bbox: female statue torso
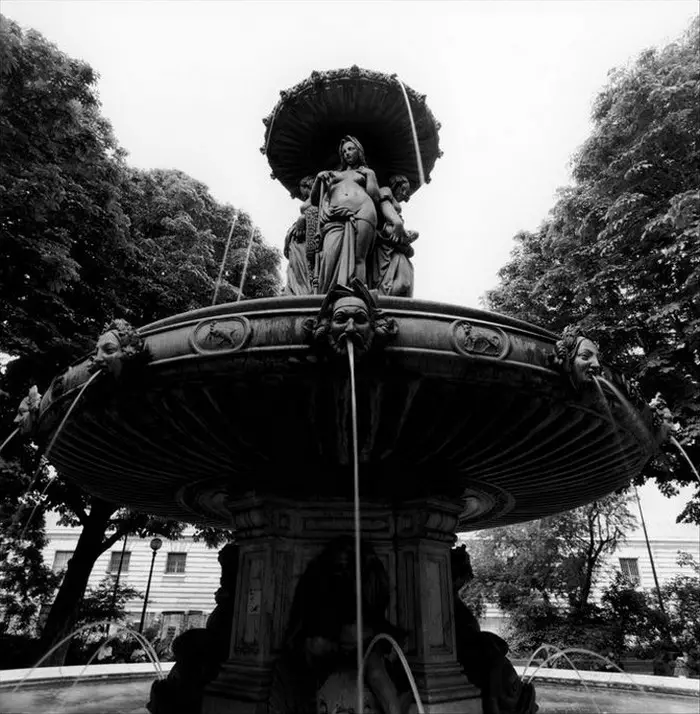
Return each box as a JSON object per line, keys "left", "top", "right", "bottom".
{"left": 311, "top": 136, "right": 380, "bottom": 292}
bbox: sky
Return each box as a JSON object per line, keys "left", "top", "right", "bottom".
{"left": 4, "top": 0, "right": 698, "bottom": 308}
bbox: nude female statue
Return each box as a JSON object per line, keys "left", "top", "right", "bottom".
{"left": 310, "top": 136, "right": 380, "bottom": 293}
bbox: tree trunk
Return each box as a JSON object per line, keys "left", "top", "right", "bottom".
{"left": 38, "top": 499, "right": 116, "bottom": 666}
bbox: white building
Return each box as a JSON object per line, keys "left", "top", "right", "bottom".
{"left": 41, "top": 483, "right": 698, "bottom": 640}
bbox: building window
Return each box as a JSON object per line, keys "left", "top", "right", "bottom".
{"left": 108, "top": 551, "right": 131, "bottom": 574}
{"left": 165, "top": 553, "right": 187, "bottom": 574}
{"left": 52, "top": 550, "right": 74, "bottom": 573}
{"left": 619, "top": 557, "right": 641, "bottom": 584}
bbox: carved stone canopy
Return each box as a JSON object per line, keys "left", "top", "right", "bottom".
{"left": 262, "top": 67, "right": 442, "bottom": 199}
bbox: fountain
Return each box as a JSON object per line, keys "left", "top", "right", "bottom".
{"left": 11, "top": 67, "right": 672, "bottom": 713}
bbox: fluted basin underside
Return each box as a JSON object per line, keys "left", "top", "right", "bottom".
{"left": 37, "top": 297, "right": 652, "bottom": 530}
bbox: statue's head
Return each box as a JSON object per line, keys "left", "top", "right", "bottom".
{"left": 450, "top": 543, "right": 474, "bottom": 592}
{"left": 553, "top": 325, "right": 601, "bottom": 389}
{"left": 389, "top": 174, "right": 411, "bottom": 203}
{"left": 299, "top": 175, "right": 315, "bottom": 200}
{"left": 13, "top": 385, "right": 41, "bottom": 436}
{"left": 305, "top": 279, "right": 398, "bottom": 358}
{"left": 338, "top": 135, "right": 366, "bottom": 170}
{"left": 90, "top": 319, "right": 148, "bottom": 378}
{"left": 316, "top": 668, "right": 379, "bottom": 714}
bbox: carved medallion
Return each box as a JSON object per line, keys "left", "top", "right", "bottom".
{"left": 450, "top": 319, "right": 509, "bottom": 359}
{"left": 190, "top": 317, "right": 252, "bottom": 355}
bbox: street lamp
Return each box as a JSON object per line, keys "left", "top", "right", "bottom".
{"left": 138, "top": 537, "right": 163, "bottom": 634}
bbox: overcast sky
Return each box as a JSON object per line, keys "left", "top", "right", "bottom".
{"left": 4, "top": 0, "right": 698, "bottom": 307}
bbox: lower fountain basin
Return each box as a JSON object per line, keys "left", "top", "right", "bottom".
{"left": 36, "top": 296, "right": 654, "bottom": 529}
{"left": 1, "top": 664, "right": 697, "bottom": 714}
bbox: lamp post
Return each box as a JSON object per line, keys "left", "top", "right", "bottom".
{"left": 139, "top": 537, "right": 163, "bottom": 634}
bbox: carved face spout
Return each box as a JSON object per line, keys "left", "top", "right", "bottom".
{"left": 92, "top": 330, "right": 124, "bottom": 377}
{"left": 572, "top": 338, "right": 601, "bottom": 387}
{"left": 341, "top": 141, "right": 361, "bottom": 169}
{"left": 329, "top": 297, "right": 373, "bottom": 355}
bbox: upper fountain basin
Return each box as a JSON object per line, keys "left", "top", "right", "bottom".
{"left": 36, "top": 296, "right": 655, "bottom": 530}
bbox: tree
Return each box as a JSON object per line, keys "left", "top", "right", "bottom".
{"left": 661, "top": 552, "right": 700, "bottom": 651}
{"left": 0, "top": 457, "right": 61, "bottom": 635}
{"left": 485, "top": 18, "right": 700, "bottom": 522}
{"left": 0, "top": 17, "right": 279, "bottom": 665}
{"left": 464, "top": 492, "right": 636, "bottom": 653}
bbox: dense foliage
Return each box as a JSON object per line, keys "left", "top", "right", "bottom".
{"left": 485, "top": 18, "right": 700, "bottom": 522}
{"left": 463, "top": 493, "right": 637, "bottom": 656}
{"left": 0, "top": 15, "right": 279, "bottom": 663}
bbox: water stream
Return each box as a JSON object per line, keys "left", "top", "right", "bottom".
{"left": 0, "top": 426, "right": 19, "bottom": 456}
{"left": 347, "top": 340, "right": 365, "bottom": 714}
{"left": 11, "top": 619, "right": 164, "bottom": 698}
{"left": 395, "top": 77, "right": 426, "bottom": 187}
{"left": 669, "top": 435, "right": 700, "bottom": 483}
{"left": 14, "top": 372, "right": 101, "bottom": 539}
{"left": 211, "top": 211, "right": 239, "bottom": 305}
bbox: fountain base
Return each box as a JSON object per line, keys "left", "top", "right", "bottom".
{"left": 200, "top": 496, "right": 481, "bottom": 713}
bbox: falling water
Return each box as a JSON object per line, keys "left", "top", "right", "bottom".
{"left": 11, "top": 619, "right": 164, "bottom": 697}
{"left": 523, "top": 646, "right": 602, "bottom": 714}
{"left": 347, "top": 340, "right": 364, "bottom": 714}
{"left": 523, "top": 645, "right": 647, "bottom": 695}
{"left": 0, "top": 427, "right": 19, "bottom": 457}
{"left": 395, "top": 77, "right": 426, "bottom": 188}
{"left": 14, "top": 371, "right": 100, "bottom": 538}
{"left": 212, "top": 211, "right": 240, "bottom": 306}
{"left": 669, "top": 435, "right": 700, "bottom": 483}
{"left": 363, "top": 634, "right": 425, "bottom": 714}
{"left": 596, "top": 376, "right": 655, "bottom": 446}
{"left": 237, "top": 226, "right": 256, "bottom": 302}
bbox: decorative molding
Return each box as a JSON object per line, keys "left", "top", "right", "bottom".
{"left": 450, "top": 319, "right": 509, "bottom": 359}
{"left": 190, "top": 317, "right": 252, "bottom": 355}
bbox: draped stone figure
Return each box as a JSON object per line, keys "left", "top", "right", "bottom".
{"left": 370, "top": 174, "right": 418, "bottom": 297}
{"left": 284, "top": 175, "right": 316, "bottom": 296}
{"left": 310, "top": 136, "right": 380, "bottom": 293}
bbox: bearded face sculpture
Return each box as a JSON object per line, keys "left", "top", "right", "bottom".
{"left": 304, "top": 279, "right": 397, "bottom": 360}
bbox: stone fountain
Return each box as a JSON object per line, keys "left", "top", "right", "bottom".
{"left": 30, "top": 68, "right": 665, "bottom": 714}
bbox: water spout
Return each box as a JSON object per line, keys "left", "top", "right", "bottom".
{"left": 395, "top": 77, "right": 426, "bottom": 188}
{"left": 347, "top": 339, "right": 364, "bottom": 714}
{"left": 56, "top": 625, "right": 164, "bottom": 712}
{"left": 362, "top": 633, "right": 425, "bottom": 714}
{"left": 11, "top": 619, "right": 164, "bottom": 696}
{"left": 669, "top": 435, "right": 700, "bottom": 484}
{"left": 15, "top": 371, "right": 100, "bottom": 538}
{"left": 212, "top": 211, "right": 239, "bottom": 306}
{"left": 0, "top": 427, "right": 19, "bottom": 457}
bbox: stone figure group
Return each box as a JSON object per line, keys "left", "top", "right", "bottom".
{"left": 284, "top": 135, "right": 418, "bottom": 298}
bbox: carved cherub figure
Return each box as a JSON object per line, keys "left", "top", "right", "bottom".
{"left": 370, "top": 174, "right": 418, "bottom": 297}
{"left": 284, "top": 175, "right": 317, "bottom": 295}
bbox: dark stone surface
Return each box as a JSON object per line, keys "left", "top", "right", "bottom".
{"left": 36, "top": 296, "right": 658, "bottom": 530}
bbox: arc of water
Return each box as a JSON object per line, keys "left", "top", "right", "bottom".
{"left": 347, "top": 340, "right": 364, "bottom": 714}
{"left": 395, "top": 77, "right": 426, "bottom": 188}
{"left": 14, "top": 372, "right": 100, "bottom": 537}
{"left": 212, "top": 211, "right": 240, "bottom": 306}
{"left": 362, "top": 633, "right": 426, "bottom": 714}
{"left": 0, "top": 427, "right": 19, "bottom": 456}
{"left": 11, "top": 619, "right": 164, "bottom": 695}
{"left": 522, "top": 647, "right": 603, "bottom": 714}
{"left": 237, "top": 224, "right": 256, "bottom": 302}
{"left": 56, "top": 626, "right": 164, "bottom": 712}
{"left": 669, "top": 435, "right": 700, "bottom": 483}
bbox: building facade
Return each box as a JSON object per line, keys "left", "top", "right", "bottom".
{"left": 41, "top": 483, "right": 698, "bottom": 641}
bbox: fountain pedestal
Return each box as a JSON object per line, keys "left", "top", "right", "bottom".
{"left": 201, "top": 497, "right": 481, "bottom": 714}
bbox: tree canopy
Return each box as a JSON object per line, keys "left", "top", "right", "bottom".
{"left": 485, "top": 18, "right": 700, "bottom": 521}
{"left": 0, "top": 15, "right": 280, "bottom": 662}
